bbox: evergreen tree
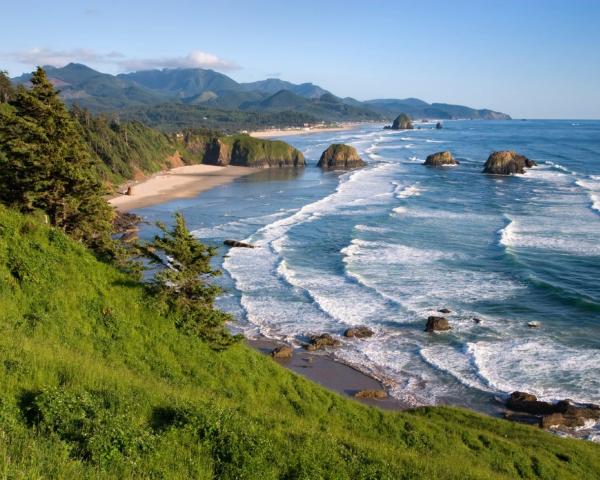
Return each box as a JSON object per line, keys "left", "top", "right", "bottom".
{"left": 0, "top": 70, "right": 14, "bottom": 103}
{"left": 0, "top": 67, "right": 112, "bottom": 248}
{"left": 141, "top": 213, "right": 241, "bottom": 349}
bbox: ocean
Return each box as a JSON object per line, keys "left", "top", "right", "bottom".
{"left": 136, "top": 120, "right": 600, "bottom": 439}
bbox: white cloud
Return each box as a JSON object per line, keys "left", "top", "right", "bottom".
{"left": 3, "top": 47, "right": 238, "bottom": 72}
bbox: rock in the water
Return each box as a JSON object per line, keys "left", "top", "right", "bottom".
{"left": 506, "top": 392, "right": 600, "bottom": 426}
{"left": 424, "top": 316, "right": 451, "bottom": 332}
{"left": 527, "top": 321, "right": 540, "bottom": 328}
{"left": 438, "top": 308, "right": 452, "bottom": 314}
{"left": 354, "top": 389, "right": 387, "bottom": 400}
{"left": 483, "top": 151, "right": 537, "bottom": 175}
{"left": 271, "top": 345, "right": 293, "bottom": 359}
{"left": 473, "top": 317, "right": 482, "bottom": 324}
{"left": 344, "top": 326, "right": 374, "bottom": 338}
{"left": 317, "top": 144, "right": 366, "bottom": 170}
{"left": 436, "top": 122, "right": 443, "bottom": 130}
{"left": 389, "top": 113, "right": 413, "bottom": 130}
{"left": 424, "top": 151, "right": 459, "bottom": 166}
{"left": 307, "top": 333, "right": 341, "bottom": 350}
{"left": 224, "top": 239, "right": 254, "bottom": 248}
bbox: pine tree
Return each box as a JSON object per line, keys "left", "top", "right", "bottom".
{"left": 140, "top": 213, "right": 241, "bottom": 349}
{"left": 0, "top": 70, "right": 13, "bottom": 103}
{"left": 0, "top": 67, "right": 112, "bottom": 249}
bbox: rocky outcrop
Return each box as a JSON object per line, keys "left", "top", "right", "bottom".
{"left": 387, "top": 113, "right": 413, "bottom": 130}
{"left": 436, "top": 122, "right": 443, "bottom": 130}
{"left": 224, "top": 240, "right": 254, "bottom": 248}
{"left": 317, "top": 144, "right": 366, "bottom": 170}
{"left": 306, "top": 333, "right": 341, "bottom": 351}
{"left": 424, "top": 316, "right": 450, "bottom": 332}
{"left": 203, "top": 135, "right": 305, "bottom": 168}
{"left": 482, "top": 151, "right": 537, "bottom": 175}
{"left": 344, "top": 326, "right": 374, "bottom": 338}
{"left": 424, "top": 151, "right": 458, "bottom": 167}
{"left": 506, "top": 391, "right": 600, "bottom": 429}
{"left": 355, "top": 389, "right": 387, "bottom": 400}
{"left": 271, "top": 345, "right": 294, "bottom": 359}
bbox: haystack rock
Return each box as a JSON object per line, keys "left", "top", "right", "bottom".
{"left": 482, "top": 151, "right": 537, "bottom": 175}
{"left": 317, "top": 144, "right": 366, "bottom": 170}
{"left": 424, "top": 151, "right": 459, "bottom": 167}
{"left": 389, "top": 113, "right": 413, "bottom": 130}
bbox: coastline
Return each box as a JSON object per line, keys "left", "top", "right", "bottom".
{"left": 109, "top": 164, "right": 258, "bottom": 211}
{"left": 249, "top": 122, "right": 364, "bottom": 138}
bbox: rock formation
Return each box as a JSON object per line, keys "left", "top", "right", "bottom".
{"left": 436, "top": 122, "right": 443, "bottom": 130}
{"left": 424, "top": 316, "right": 451, "bottom": 332}
{"left": 317, "top": 144, "right": 366, "bottom": 170}
{"left": 306, "top": 333, "right": 341, "bottom": 351}
{"left": 355, "top": 389, "right": 387, "bottom": 400}
{"left": 389, "top": 113, "right": 413, "bottom": 130}
{"left": 344, "top": 326, "right": 374, "bottom": 338}
{"left": 203, "top": 135, "right": 305, "bottom": 168}
{"left": 271, "top": 345, "right": 293, "bottom": 359}
{"left": 424, "top": 151, "right": 459, "bottom": 166}
{"left": 224, "top": 240, "right": 254, "bottom": 248}
{"left": 482, "top": 151, "right": 537, "bottom": 175}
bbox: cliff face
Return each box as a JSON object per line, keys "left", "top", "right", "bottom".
{"left": 180, "top": 132, "right": 305, "bottom": 168}
{"left": 317, "top": 144, "right": 366, "bottom": 170}
{"left": 483, "top": 151, "right": 537, "bottom": 175}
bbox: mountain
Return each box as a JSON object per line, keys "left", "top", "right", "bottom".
{"left": 12, "top": 63, "right": 511, "bottom": 123}
{"left": 365, "top": 98, "right": 510, "bottom": 120}
{"left": 239, "top": 78, "right": 329, "bottom": 99}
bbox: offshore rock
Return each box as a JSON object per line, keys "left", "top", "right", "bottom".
{"left": 317, "top": 144, "right": 366, "bottom": 170}
{"left": 483, "top": 151, "right": 537, "bottom": 175}
{"left": 424, "top": 316, "right": 450, "bottom": 332}
{"left": 424, "top": 151, "right": 458, "bottom": 166}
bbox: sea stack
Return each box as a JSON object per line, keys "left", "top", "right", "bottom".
{"left": 317, "top": 144, "right": 366, "bottom": 170}
{"left": 389, "top": 113, "right": 413, "bottom": 130}
{"left": 482, "top": 151, "right": 537, "bottom": 175}
{"left": 436, "top": 122, "right": 443, "bottom": 130}
{"left": 424, "top": 151, "right": 459, "bottom": 167}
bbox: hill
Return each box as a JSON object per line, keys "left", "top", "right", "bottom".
{"left": 1, "top": 204, "right": 599, "bottom": 478}
{"left": 11, "top": 64, "right": 511, "bottom": 125}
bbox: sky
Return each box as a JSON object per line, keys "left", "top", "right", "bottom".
{"left": 1, "top": 0, "right": 599, "bottom": 119}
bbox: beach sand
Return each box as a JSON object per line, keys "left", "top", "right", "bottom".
{"left": 250, "top": 338, "right": 408, "bottom": 410}
{"left": 109, "top": 164, "right": 258, "bottom": 211}
{"left": 249, "top": 124, "right": 359, "bottom": 138}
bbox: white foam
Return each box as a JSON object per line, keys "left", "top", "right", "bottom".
{"left": 393, "top": 182, "right": 421, "bottom": 199}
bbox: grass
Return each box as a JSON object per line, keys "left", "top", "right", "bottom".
{"left": 0, "top": 204, "right": 599, "bottom": 478}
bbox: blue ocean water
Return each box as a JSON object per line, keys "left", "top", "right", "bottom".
{"left": 136, "top": 120, "right": 600, "bottom": 436}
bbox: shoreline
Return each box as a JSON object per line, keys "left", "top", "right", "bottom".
{"left": 109, "top": 164, "right": 259, "bottom": 211}
{"left": 249, "top": 122, "right": 366, "bottom": 138}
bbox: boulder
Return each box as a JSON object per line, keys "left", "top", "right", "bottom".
{"left": 354, "top": 389, "right": 388, "bottom": 400}
{"left": 435, "top": 122, "right": 443, "bottom": 130}
{"left": 438, "top": 308, "right": 452, "bottom": 314}
{"left": 424, "top": 316, "right": 451, "bottom": 332}
{"left": 424, "top": 151, "right": 459, "bottom": 166}
{"left": 539, "top": 413, "right": 586, "bottom": 429}
{"left": 224, "top": 239, "right": 254, "bottom": 248}
{"left": 271, "top": 345, "right": 293, "bottom": 359}
{"left": 344, "top": 326, "right": 374, "bottom": 338}
{"left": 317, "top": 144, "right": 366, "bottom": 170}
{"left": 307, "top": 333, "right": 341, "bottom": 350}
{"left": 389, "top": 113, "right": 413, "bottom": 130}
{"left": 483, "top": 151, "right": 537, "bottom": 175}
{"left": 126, "top": 185, "right": 134, "bottom": 195}
{"left": 506, "top": 392, "right": 600, "bottom": 422}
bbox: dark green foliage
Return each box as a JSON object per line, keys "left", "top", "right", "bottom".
{"left": 140, "top": 213, "right": 240, "bottom": 349}
{"left": 0, "top": 67, "right": 113, "bottom": 250}
{"left": 0, "top": 70, "right": 15, "bottom": 103}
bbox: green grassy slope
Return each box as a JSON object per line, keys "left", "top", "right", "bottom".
{"left": 1, "top": 205, "right": 599, "bottom": 479}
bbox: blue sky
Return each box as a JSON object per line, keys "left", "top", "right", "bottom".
{"left": 1, "top": 0, "right": 599, "bottom": 118}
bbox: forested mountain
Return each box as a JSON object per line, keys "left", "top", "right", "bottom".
{"left": 12, "top": 63, "right": 511, "bottom": 124}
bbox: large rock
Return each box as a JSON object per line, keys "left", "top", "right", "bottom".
{"left": 424, "top": 151, "right": 459, "bottom": 167}
{"left": 389, "top": 113, "right": 413, "bottom": 130}
{"left": 483, "top": 151, "right": 537, "bottom": 175}
{"left": 271, "top": 345, "right": 293, "bottom": 359}
{"left": 344, "top": 326, "right": 374, "bottom": 338}
{"left": 435, "top": 122, "right": 443, "bottom": 130}
{"left": 203, "top": 135, "right": 305, "bottom": 168}
{"left": 424, "top": 316, "right": 450, "bottom": 332}
{"left": 306, "top": 333, "right": 341, "bottom": 351}
{"left": 317, "top": 144, "right": 366, "bottom": 170}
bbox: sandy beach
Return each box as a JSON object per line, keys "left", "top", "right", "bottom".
{"left": 109, "top": 164, "right": 258, "bottom": 211}
{"left": 249, "top": 123, "right": 361, "bottom": 138}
